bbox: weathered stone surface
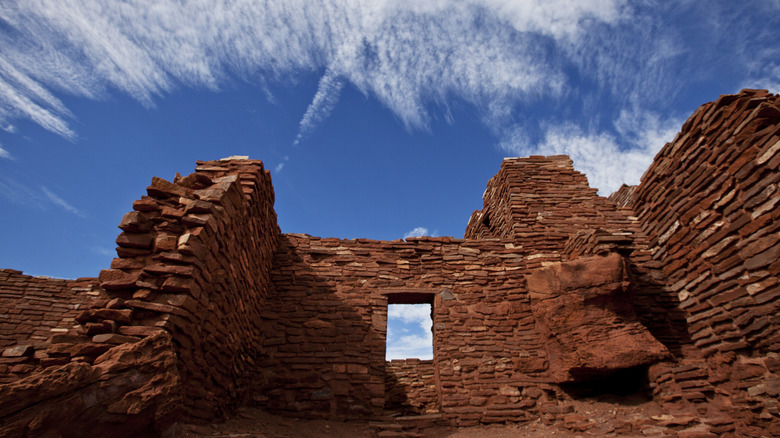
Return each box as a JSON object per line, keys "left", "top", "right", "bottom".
{"left": 118, "top": 211, "right": 153, "bottom": 233}
{"left": 527, "top": 253, "right": 668, "bottom": 381}
{"left": 385, "top": 360, "right": 438, "bottom": 415}
{"left": 2, "top": 345, "right": 33, "bottom": 358}
{"left": 0, "top": 332, "right": 181, "bottom": 437}
{"left": 147, "top": 176, "right": 192, "bottom": 199}
{"left": 116, "top": 232, "right": 155, "bottom": 249}
{"left": 98, "top": 269, "right": 140, "bottom": 290}
{"left": 91, "top": 333, "right": 141, "bottom": 344}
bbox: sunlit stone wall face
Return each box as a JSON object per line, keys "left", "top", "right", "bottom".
{"left": 634, "top": 90, "right": 780, "bottom": 434}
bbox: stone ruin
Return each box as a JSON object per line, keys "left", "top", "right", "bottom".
{"left": 0, "top": 89, "right": 778, "bottom": 437}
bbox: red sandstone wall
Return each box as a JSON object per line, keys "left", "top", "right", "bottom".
{"left": 634, "top": 89, "right": 780, "bottom": 434}
{"left": 635, "top": 90, "right": 780, "bottom": 355}
{"left": 260, "top": 234, "right": 560, "bottom": 425}
{"left": 465, "top": 155, "right": 634, "bottom": 252}
{"left": 93, "top": 157, "right": 280, "bottom": 421}
{"left": 385, "top": 359, "right": 438, "bottom": 415}
{"left": 608, "top": 184, "right": 638, "bottom": 209}
{"left": 1, "top": 157, "right": 279, "bottom": 435}
{"left": 0, "top": 269, "right": 105, "bottom": 383}
{"left": 0, "top": 331, "right": 182, "bottom": 438}
{"left": 465, "top": 156, "right": 690, "bottom": 357}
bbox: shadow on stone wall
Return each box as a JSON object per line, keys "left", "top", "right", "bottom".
{"left": 384, "top": 359, "right": 438, "bottom": 416}
{"left": 255, "top": 234, "right": 387, "bottom": 419}
{"left": 626, "top": 259, "right": 693, "bottom": 358}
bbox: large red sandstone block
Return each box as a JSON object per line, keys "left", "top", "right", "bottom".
{"left": 526, "top": 253, "right": 669, "bottom": 382}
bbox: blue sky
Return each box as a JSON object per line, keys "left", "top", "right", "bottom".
{"left": 387, "top": 304, "right": 433, "bottom": 360}
{"left": 1, "top": 1, "right": 778, "bottom": 357}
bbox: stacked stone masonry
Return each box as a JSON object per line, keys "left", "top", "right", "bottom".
{"left": 0, "top": 91, "right": 778, "bottom": 437}
{"left": 464, "top": 155, "right": 635, "bottom": 252}
{"left": 99, "top": 157, "right": 280, "bottom": 422}
{"left": 385, "top": 359, "right": 438, "bottom": 415}
{"left": 633, "top": 89, "right": 780, "bottom": 434}
{"left": 0, "top": 270, "right": 105, "bottom": 384}
{"left": 260, "top": 234, "right": 554, "bottom": 425}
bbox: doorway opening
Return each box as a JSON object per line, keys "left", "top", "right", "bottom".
{"left": 383, "top": 292, "right": 438, "bottom": 415}
{"left": 386, "top": 303, "right": 433, "bottom": 360}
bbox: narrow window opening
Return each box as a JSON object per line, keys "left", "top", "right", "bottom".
{"left": 481, "top": 212, "right": 491, "bottom": 228}
{"left": 384, "top": 292, "right": 438, "bottom": 415}
{"left": 386, "top": 303, "right": 433, "bottom": 360}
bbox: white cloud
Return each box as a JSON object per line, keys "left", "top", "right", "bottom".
{"left": 386, "top": 333, "right": 433, "bottom": 360}
{"left": 537, "top": 126, "right": 655, "bottom": 195}
{"left": 499, "top": 109, "right": 681, "bottom": 195}
{"left": 389, "top": 303, "right": 432, "bottom": 328}
{"left": 0, "top": 0, "right": 623, "bottom": 140}
{"left": 274, "top": 155, "right": 289, "bottom": 173}
{"left": 91, "top": 246, "right": 115, "bottom": 257}
{"left": 387, "top": 303, "right": 433, "bottom": 360}
{"left": 0, "top": 68, "right": 75, "bottom": 139}
{"left": 480, "top": 0, "right": 626, "bottom": 41}
{"left": 744, "top": 63, "right": 780, "bottom": 94}
{"left": 294, "top": 70, "right": 344, "bottom": 144}
{"left": 403, "top": 227, "right": 429, "bottom": 239}
{"left": 0, "top": 144, "right": 10, "bottom": 160}
{"left": 41, "top": 186, "right": 83, "bottom": 217}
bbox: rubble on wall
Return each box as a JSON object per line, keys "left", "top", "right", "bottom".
{"left": 0, "top": 331, "right": 182, "bottom": 438}
{"left": 608, "top": 184, "right": 638, "bottom": 209}
{"left": 465, "top": 155, "right": 635, "bottom": 252}
{"left": 1, "top": 157, "right": 280, "bottom": 435}
{"left": 95, "top": 157, "right": 280, "bottom": 422}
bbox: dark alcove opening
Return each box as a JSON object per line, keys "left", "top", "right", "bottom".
{"left": 560, "top": 365, "right": 651, "bottom": 405}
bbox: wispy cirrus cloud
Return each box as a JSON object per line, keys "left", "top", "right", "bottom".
{"left": 0, "top": 0, "right": 621, "bottom": 138}
{"left": 274, "top": 156, "right": 289, "bottom": 173}
{"left": 41, "top": 186, "right": 83, "bottom": 217}
{"left": 91, "top": 246, "right": 114, "bottom": 257}
{"left": 0, "top": 144, "right": 10, "bottom": 160}
{"left": 295, "top": 70, "right": 344, "bottom": 145}
{"left": 0, "top": 0, "right": 778, "bottom": 190}
{"left": 0, "top": 172, "right": 87, "bottom": 215}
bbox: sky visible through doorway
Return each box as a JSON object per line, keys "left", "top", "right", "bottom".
{"left": 387, "top": 304, "right": 433, "bottom": 361}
